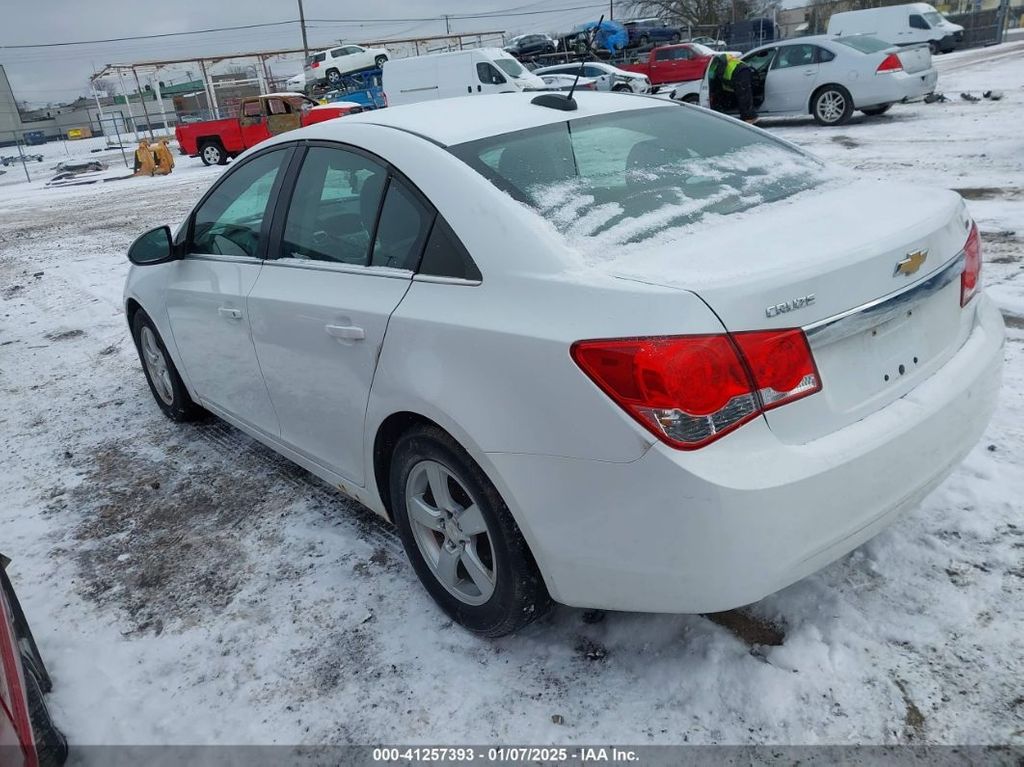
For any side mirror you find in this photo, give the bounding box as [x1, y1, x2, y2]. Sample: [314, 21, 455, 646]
[128, 225, 177, 265]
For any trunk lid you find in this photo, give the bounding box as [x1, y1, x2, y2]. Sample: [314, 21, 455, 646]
[894, 44, 932, 74]
[607, 180, 974, 442]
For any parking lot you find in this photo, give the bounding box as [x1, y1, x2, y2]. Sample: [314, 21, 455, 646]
[0, 42, 1022, 749]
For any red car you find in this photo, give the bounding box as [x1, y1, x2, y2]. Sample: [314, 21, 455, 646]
[0, 556, 66, 767]
[175, 93, 363, 166]
[619, 43, 715, 86]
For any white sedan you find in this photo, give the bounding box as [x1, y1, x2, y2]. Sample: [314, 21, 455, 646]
[700, 35, 938, 124]
[124, 92, 1002, 636]
[532, 61, 651, 93]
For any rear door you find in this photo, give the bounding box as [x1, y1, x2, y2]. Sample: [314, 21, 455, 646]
[763, 43, 818, 113]
[248, 143, 433, 485]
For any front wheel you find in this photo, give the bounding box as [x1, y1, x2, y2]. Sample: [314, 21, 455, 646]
[612, 83, 632, 92]
[131, 310, 204, 422]
[811, 85, 854, 125]
[326, 68, 342, 86]
[861, 103, 892, 116]
[389, 425, 551, 637]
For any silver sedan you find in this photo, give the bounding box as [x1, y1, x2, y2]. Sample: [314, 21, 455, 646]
[698, 35, 938, 125]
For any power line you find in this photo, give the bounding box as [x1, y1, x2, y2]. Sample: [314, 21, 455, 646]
[0, 20, 298, 50]
[0, 3, 612, 51]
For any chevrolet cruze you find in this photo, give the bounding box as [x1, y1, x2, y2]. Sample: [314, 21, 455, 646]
[124, 92, 1003, 636]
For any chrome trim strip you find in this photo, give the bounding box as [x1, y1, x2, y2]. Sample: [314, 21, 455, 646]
[411, 274, 482, 286]
[264, 258, 413, 280]
[185, 254, 261, 265]
[804, 251, 965, 346]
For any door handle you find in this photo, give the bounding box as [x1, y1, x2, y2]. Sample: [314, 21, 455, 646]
[325, 323, 365, 341]
[218, 307, 243, 320]
[804, 70, 816, 76]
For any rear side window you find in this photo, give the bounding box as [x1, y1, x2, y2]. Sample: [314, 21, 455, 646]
[419, 218, 481, 281]
[279, 146, 388, 264]
[816, 46, 836, 63]
[370, 179, 434, 270]
[773, 44, 816, 69]
[833, 35, 894, 53]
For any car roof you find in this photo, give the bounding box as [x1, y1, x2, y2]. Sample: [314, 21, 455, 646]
[316, 91, 666, 146]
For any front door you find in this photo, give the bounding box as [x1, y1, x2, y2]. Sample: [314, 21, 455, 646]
[164, 148, 291, 436]
[763, 44, 819, 113]
[248, 144, 434, 485]
[238, 99, 268, 149]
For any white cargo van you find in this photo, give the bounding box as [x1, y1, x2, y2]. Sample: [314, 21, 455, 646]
[827, 3, 964, 53]
[383, 48, 546, 106]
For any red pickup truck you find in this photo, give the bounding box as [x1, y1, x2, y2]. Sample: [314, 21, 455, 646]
[619, 43, 715, 86]
[175, 93, 362, 166]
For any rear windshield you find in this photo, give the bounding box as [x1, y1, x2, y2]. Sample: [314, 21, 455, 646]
[306, 52, 326, 65]
[449, 106, 831, 247]
[495, 58, 526, 77]
[832, 35, 891, 53]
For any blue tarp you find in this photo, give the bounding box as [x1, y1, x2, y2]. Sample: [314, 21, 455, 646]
[571, 19, 628, 53]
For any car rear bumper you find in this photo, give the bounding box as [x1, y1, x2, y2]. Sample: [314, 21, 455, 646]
[488, 294, 1004, 613]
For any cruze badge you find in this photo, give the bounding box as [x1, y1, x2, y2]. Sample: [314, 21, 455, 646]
[765, 294, 816, 318]
[895, 250, 928, 277]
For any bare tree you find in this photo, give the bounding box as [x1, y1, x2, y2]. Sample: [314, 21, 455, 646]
[629, 0, 755, 29]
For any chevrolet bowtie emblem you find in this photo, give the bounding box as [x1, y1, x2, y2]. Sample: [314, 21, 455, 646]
[895, 250, 928, 277]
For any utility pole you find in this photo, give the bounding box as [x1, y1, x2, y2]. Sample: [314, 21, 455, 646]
[297, 0, 310, 58]
[444, 14, 451, 34]
[609, 1, 614, 20]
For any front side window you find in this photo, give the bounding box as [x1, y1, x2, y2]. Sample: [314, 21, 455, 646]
[477, 62, 507, 85]
[449, 106, 833, 249]
[279, 146, 388, 264]
[191, 150, 287, 258]
[370, 178, 434, 270]
[773, 44, 816, 69]
[909, 14, 930, 29]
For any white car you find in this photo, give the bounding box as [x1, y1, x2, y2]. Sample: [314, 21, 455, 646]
[285, 72, 306, 92]
[123, 92, 1003, 636]
[305, 44, 390, 87]
[701, 35, 938, 125]
[532, 61, 651, 93]
[538, 73, 600, 91]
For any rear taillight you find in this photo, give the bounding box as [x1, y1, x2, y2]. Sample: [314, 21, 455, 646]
[571, 330, 821, 449]
[876, 53, 903, 73]
[311, 60, 320, 68]
[961, 221, 982, 306]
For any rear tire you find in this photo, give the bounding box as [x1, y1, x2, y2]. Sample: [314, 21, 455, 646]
[198, 140, 226, 166]
[861, 103, 892, 116]
[130, 310, 204, 422]
[811, 84, 854, 125]
[389, 425, 551, 637]
[23, 668, 68, 767]
[374, 55, 388, 69]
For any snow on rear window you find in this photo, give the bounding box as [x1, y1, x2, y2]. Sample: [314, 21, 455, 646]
[449, 106, 835, 254]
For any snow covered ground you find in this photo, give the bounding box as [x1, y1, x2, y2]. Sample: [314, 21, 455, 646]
[0, 44, 1022, 752]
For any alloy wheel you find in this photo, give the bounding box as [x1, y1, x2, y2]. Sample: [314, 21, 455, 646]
[140, 326, 174, 405]
[405, 460, 496, 605]
[201, 144, 221, 165]
[817, 90, 846, 124]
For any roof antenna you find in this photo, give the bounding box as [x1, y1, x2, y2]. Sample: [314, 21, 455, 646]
[531, 14, 604, 112]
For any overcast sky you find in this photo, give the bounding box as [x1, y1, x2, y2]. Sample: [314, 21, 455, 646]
[0, 1, 617, 106]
